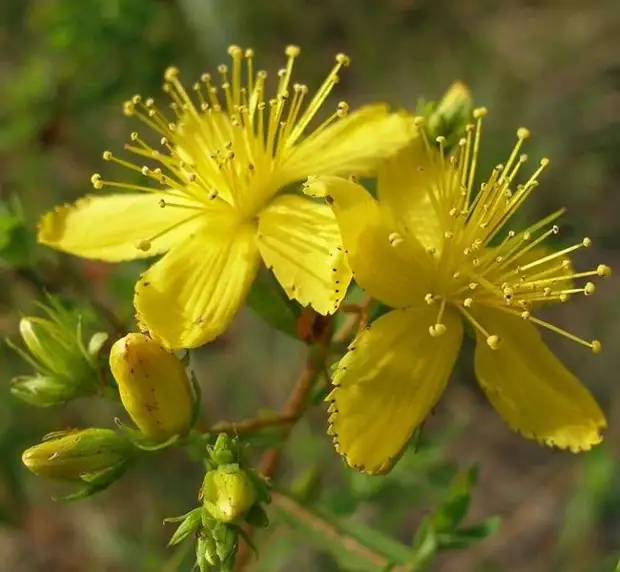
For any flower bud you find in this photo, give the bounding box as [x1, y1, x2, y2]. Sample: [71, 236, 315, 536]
[109, 333, 194, 441]
[22, 428, 133, 481]
[8, 298, 108, 407]
[426, 81, 473, 143]
[201, 465, 257, 523]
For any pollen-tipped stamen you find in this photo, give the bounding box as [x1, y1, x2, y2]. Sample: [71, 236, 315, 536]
[458, 306, 500, 350]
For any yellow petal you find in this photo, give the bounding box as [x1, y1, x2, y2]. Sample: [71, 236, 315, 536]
[257, 195, 351, 315]
[37, 193, 206, 262]
[328, 306, 462, 474]
[377, 139, 445, 252]
[305, 176, 431, 308]
[135, 224, 260, 349]
[279, 106, 416, 185]
[473, 309, 606, 451]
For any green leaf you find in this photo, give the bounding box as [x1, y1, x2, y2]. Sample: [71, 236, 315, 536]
[431, 464, 479, 532]
[245, 269, 301, 338]
[435, 517, 501, 550]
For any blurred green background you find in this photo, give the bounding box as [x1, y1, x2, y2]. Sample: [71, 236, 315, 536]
[1, 1, 619, 571]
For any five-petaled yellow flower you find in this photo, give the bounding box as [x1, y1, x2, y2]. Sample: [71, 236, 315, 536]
[306, 108, 609, 475]
[37, 45, 414, 349]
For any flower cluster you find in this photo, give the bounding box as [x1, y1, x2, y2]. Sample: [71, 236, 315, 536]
[13, 42, 611, 570]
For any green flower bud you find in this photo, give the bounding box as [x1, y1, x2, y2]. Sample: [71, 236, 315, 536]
[22, 428, 133, 481]
[208, 433, 238, 466]
[425, 81, 473, 147]
[7, 297, 108, 407]
[201, 465, 257, 523]
[109, 333, 194, 441]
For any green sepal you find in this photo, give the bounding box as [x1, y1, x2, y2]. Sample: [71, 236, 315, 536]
[244, 503, 269, 528]
[165, 507, 204, 546]
[113, 418, 179, 451]
[53, 461, 130, 502]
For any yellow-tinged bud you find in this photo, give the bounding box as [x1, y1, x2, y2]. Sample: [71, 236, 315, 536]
[426, 81, 473, 144]
[109, 333, 194, 441]
[22, 428, 133, 481]
[201, 466, 257, 523]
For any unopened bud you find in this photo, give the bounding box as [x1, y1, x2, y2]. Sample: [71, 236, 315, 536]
[426, 81, 473, 143]
[201, 466, 257, 523]
[109, 333, 194, 441]
[22, 428, 132, 481]
[8, 300, 108, 407]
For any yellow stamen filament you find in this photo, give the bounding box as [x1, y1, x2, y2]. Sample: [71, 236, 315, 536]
[416, 111, 609, 356]
[97, 45, 349, 219]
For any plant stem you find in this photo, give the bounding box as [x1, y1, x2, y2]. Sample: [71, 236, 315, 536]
[208, 414, 299, 436]
[234, 318, 333, 570]
[271, 492, 415, 572]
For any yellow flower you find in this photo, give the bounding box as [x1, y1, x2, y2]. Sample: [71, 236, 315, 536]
[306, 109, 609, 475]
[37, 45, 414, 349]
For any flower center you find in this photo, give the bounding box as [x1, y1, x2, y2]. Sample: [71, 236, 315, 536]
[414, 110, 609, 352]
[88, 44, 351, 248]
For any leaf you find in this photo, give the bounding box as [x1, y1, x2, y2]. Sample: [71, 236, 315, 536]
[245, 269, 300, 338]
[431, 464, 479, 532]
[435, 517, 501, 550]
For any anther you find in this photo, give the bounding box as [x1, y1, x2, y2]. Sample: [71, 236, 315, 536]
[552, 225, 560, 234]
[582, 237, 592, 247]
[90, 174, 103, 189]
[285, 45, 301, 57]
[486, 335, 501, 350]
[584, 282, 596, 296]
[429, 324, 447, 337]
[516, 127, 530, 140]
[388, 232, 404, 247]
[597, 264, 612, 277]
[424, 293, 435, 305]
[164, 67, 179, 81]
[227, 44, 242, 56]
[137, 240, 152, 252]
[122, 101, 135, 116]
[102, 151, 112, 161]
[521, 311, 531, 319]
[473, 107, 488, 118]
[335, 53, 350, 66]
[463, 298, 473, 308]
[591, 340, 602, 354]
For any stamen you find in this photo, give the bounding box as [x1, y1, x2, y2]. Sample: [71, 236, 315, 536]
[429, 298, 447, 336]
[458, 307, 500, 349]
